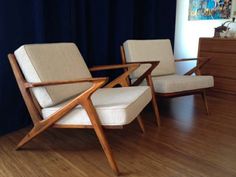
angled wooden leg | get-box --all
[146,75,161,126]
[137,115,145,133]
[16,128,35,150]
[201,90,209,115]
[16,120,55,150]
[151,95,161,126]
[82,100,120,175]
[16,110,71,150]
[16,124,43,150]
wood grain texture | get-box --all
[1,95,236,177]
[198,38,236,99]
[8,54,42,125]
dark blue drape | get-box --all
[0,0,176,135]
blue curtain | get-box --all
[0,0,176,135]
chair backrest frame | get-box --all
[8,54,42,125]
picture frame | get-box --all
[188,0,232,20]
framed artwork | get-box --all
[188,0,232,20]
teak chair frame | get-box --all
[120,46,212,119]
[8,53,159,175]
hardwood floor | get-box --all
[0,95,236,177]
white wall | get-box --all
[174,0,236,74]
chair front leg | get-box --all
[137,115,145,133]
[16,94,85,150]
[146,75,161,126]
[82,99,120,175]
[201,90,209,115]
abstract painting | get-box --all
[188,0,232,20]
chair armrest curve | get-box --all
[89,63,139,72]
[24,77,108,88]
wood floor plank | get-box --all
[0,95,236,176]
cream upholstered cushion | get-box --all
[132,75,214,93]
[14,43,92,108]
[123,39,176,78]
[42,86,151,126]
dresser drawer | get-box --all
[199,38,236,54]
[198,38,236,95]
[201,65,236,79]
[213,77,236,95]
[199,52,236,67]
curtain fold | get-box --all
[0,0,176,135]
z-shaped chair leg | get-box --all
[16,121,49,150]
[201,90,209,115]
[82,100,120,175]
[16,126,38,150]
[137,115,145,133]
[17,99,120,175]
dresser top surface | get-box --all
[200,37,236,41]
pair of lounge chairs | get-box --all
[8,39,213,175]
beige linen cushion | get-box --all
[123,39,176,79]
[42,86,152,126]
[132,75,214,93]
[14,43,92,108]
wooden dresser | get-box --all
[198,37,236,99]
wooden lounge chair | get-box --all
[120,39,214,122]
[8,43,158,175]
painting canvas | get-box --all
[188,0,232,20]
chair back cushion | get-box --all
[123,39,176,78]
[14,43,92,108]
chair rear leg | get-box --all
[137,115,145,133]
[83,100,120,175]
[16,125,41,150]
[201,90,209,115]
[16,120,55,150]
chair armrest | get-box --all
[34,77,108,132]
[183,57,212,75]
[125,61,160,86]
[24,77,108,88]
[175,58,197,62]
[89,64,140,88]
[126,61,160,65]
[175,57,211,62]
[89,63,139,72]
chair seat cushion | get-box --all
[133,75,214,93]
[42,86,151,126]
[152,75,214,93]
